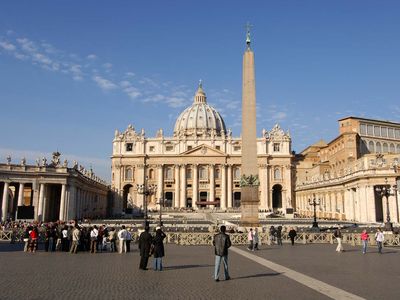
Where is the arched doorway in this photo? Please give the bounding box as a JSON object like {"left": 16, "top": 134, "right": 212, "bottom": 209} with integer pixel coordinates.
{"left": 272, "top": 184, "right": 282, "bottom": 211}
{"left": 123, "top": 184, "right": 133, "bottom": 212}
{"left": 233, "top": 192, "right": 241, "bottom": 207}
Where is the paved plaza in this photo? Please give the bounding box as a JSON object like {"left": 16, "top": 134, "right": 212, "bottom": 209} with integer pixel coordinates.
{"left": 0, "top": 241, "right": 399, "bottom": 300}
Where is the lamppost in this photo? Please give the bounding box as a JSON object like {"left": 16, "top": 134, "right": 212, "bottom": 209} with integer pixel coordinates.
{"left": 308, "top": 194, "right": 320, "bottom": 229}
{"left": 136, "top": 176, "right": 157, "bottom": 227}
{"left": 375, "top": 178, "right": 396, "bottom": 232}
{"left": 157, "top": 198, "right": 165, "bottom": 227}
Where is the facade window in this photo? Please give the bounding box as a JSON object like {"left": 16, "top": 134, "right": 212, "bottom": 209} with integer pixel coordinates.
{"left": 389, "top": 143, "right": 395, "bottom": 153}
{"left": 368, "top": 141, "right": 375, "bottom": 153}
{"left": 388, "top": 128, "right": 394, "bottom": 138}
{"left": 233, "top": 146, "right": 241, "bottom": 151}
{"left": 148, "top": 169, "right": 154, "bottom": 179}
{"left": 374, "top": 126, "right": 380, "bottom": 137}
{"left": 396, "top": 129, "right": 400, "bottom": 139}
{"left": 397, "top": 144, "right": 400, "bottom": 154}
{"left": 166, "top": 145, "right": 174, "bottom": 151}
{"left": 382, "top": 143, "right": 388, "bottom": 153}
{"left": 274, "top": 168, "right": 281, "bottom": 180}
{"left": 165, "top": 167, "right": 173, "bottom": 180}
{"left": 381, "top": 127, "right": 388, "bottom": 137}
{"left": 273, "top": 143, "right": 280, "bottom": 152}
{"left": 367, "top": 125, "right": 373, "bottom": 135}
{"left": 187, "top": 145, "right": 192, "bottom": 150}
{"left": 149, "top": 146, "right": 155, "bottom": 152}
{"left": 360, "top": 124, "right": 366, "bottom": 135}
{"left": 125, "top": 168, "right": 133, "bottom": 180}
{"left": 233, "top": 167, "right": 241, "bottom": 180}
{"left": 186, "top": 168, "right": 192, "bottom": 179}
{"left": 216, "top": 145, "right": 221, "bottom": 150}
{"left": 215, "top": 168, "right": 221, "bottom": 179}
{"left": 126, "top": 143, "right": 133, "bottom": 152}
{"left": 199, "top": 166, "right": 207, "bottom": 179}
{"left": 376, "top": 142, "right": 382, "bottom": 153}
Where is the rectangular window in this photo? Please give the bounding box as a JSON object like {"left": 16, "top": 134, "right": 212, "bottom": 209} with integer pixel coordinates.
{"left": 367, "top": 125, "right": 373, "bottom": 135}
{"left": 359, "top": 123, "right": 366, "bottom": 135}
{"left": 125, "top": 143, "right": 133, "bottom": 152}
{"left": 166, "top": 145, "right": 174, "bottom": 151}
{"left": 381, "top": 127, "right": 388, "bottom": 137}
{"left": 273, "top": 143, "right": 280, "bottom": 152}
{"left": 216, "top": 146, "right": 221, "bottom": 150}
{"left": 395, "top": 129, "right": 400, "bottom": 139}
{"left": 187, "top": 145, "right": 192, "bottom": 150}
{"left": 374, "top": 126, "right": 380, "bottom": 137}
{"left": 149, "top": 146, "right": 155, "bottom": 152}
{"left": 233, "top": 146, "right": 241, "bottom": 151}
{"left": 388, "top": 128, "right": 394, "bottom": 138}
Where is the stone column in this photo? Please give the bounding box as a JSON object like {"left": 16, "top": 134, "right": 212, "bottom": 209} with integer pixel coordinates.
{"left": 180, "top": 165, "right": 186, "bottom": 208}
{"left": 1, "top": 182, "right": 10, "bottom": 221}
{"left": 59, "top": 184, "right": 67, "bottom": 221}
{"left": 221, "top": 164, "right": 227, "bottom": 209}
{"left": 17, "top": 183, "right": 25, "bottom": 206}
{"left": 37, "top": 183, "right": 45, "bottom": 222}
{"left": 157, "top": 165, "right": 163, "bottom": 202}
{"left": 193, "top": 164, "right": 198, "bottom": 209}
{"left": 174, "top": 165, "right": 180, "bottom": 208}
{"left": 227, "top": 165, "right": 232, "bottom": 208}
{"left": 209, "top": 165, "right": 215, "bottom": 208}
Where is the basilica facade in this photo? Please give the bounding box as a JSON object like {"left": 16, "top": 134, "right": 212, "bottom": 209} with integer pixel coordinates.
{"left": 111, "top": 84, "right": 293, "bottom": 214}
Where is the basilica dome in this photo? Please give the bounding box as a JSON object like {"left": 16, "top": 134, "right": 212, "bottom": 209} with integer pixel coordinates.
{"left": 174, "top": 83, "right": 226, "bottom": 138}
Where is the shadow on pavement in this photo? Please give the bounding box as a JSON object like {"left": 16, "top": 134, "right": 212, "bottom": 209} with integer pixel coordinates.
{"left": 233, "top": 272, "right": 281, "bottom": 280}
{"left": 164, "top": 264, "right": 212, "bottom": 270}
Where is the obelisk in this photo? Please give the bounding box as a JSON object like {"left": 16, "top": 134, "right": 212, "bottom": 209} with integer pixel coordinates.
{"left": 240, "top": 24, "right": 259, "bottom": 227}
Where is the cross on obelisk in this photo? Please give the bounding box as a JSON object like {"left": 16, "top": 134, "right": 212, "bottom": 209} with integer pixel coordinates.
{"left": 240, "top": 23, "right": 259, "bottom": 227}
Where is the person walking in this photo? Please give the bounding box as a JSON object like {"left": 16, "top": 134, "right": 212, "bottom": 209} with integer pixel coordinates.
{"left": 118, "top": 225, "right": 127, "bottom": 253}
{"left": 276, "top": 226, "right": 283, "bottom": 246}
{"left": 23, "top": 226, "right": 30, "bottom": 252}
{"left": 247, "top": 228, "right": 254, "bottom": 251}
{"left": 269, "top": 226, "right": 276, "bottom": 245}
{"left": 361, "top": 229, "right": 369, "bottom": 254}
{"left": 70, "top": 225, "right": 81, "bottom": 254}
{"left": 90, "top": 226, "right": 98, "bottom": 253}
{"left": 213, "top": 225, "right": 231, "bottom": 282}
{"left": 334, "top": 227, "right": 343, "bottom": 252}
{"left": 138, "top": 226, "right": 153, "bottom": 270}
{"left": 152, "top": 227, "right": 167, "bottom": 271}
{"left": 29, "top": 226, "right": 39, "bottom": 253}
{"left": 253, "top": 228, "right": 259, "bottom": 250}
{"left": 375, "top": 228, "right": 384, "bottom": 254}
{"left": 288, "top": 227, "right": 297, "bottom": 246}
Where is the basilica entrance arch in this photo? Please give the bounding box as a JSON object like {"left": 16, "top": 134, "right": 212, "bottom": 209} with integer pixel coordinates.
{"left": 272, "top": 184, "right": 282, "bottom": 211}
{"left": 123, "top": 184, "right": 133, "bottom": 212}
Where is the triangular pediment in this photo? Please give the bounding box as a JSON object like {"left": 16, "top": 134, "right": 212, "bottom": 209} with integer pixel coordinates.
{"left": 181, "top": 144, "right": 226, "bottom": 156}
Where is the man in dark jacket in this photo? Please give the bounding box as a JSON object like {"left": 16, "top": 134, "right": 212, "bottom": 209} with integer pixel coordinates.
{"left": 212, "top": 225, "right": 231, "bottom": 281}
{"left": 138, "top": 226, "right": 153, "bottom": 270}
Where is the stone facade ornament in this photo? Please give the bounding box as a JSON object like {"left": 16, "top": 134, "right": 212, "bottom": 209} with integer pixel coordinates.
{"left": 6, "top": 155, "right": 11, "bottom": 165}
{"left": 63, "top": 159, "right": 68, "bottom": 167}
{"left": 41, "top": 157, "right": 47, "bottom": 167}
{"left": 73, "top": 160, "right": 78, "bottom": 169}
{"left": 51, "top": 151, "right": 61, "bottom": 166}
{"left": 20, "top": 157, "right": 26, "bottom": 166}
{"left": 35, "top": 158, "right": 40, "bottom": 167}
{"left": 240, "top": 174, "right": 260, "bottom": 187}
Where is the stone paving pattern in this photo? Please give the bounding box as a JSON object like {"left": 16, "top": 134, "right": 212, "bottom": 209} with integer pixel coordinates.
{"left": 0, "top": 241, "right": 399, "bottom": 300}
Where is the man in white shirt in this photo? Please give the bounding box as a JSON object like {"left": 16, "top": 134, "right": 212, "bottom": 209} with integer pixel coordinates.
{"left": 375, "top": 228, "right": 385, "bottom": 254}
{"left": 118, "top": 225, "right": 127, "bottom": 253}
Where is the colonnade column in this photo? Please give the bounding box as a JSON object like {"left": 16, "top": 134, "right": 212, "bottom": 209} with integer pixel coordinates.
{"left": 174, "top": 165, "right": 180, "bottom": 208}
{"left": 59, "top": 184, "right": 66, "bottom": 221}
{"left": 227, "top": 165, "right": 232, "bottom": 208}
{"left": 157, "top": 165, "right": 163, "bottom": 203}
{"left": 17, "top": 183, "right": 25, "bottom": 206}
{"left": 221, "top": 164, "right": 226, "bottom": 209}
{"left": 209, "top": 165, "right": 215, "bottom": 208}
{"left": 180, "top": 165, "right": 186, "bottom": 208}
{"left": 193, "top": 164, "right": 198, "bottom": 209}
{"left": 67, "top": 185, "right": 77, "bottom": 221}
{"left": 37, "top": 183, "right": 45, "bottom": 222}
{"left": 1, "top": 182, "right": 10, "bottom": 221}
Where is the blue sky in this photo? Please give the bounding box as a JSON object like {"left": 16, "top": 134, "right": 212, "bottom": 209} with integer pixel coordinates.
{"left": 1, "top": 1, "right": 400, "bottom": 180}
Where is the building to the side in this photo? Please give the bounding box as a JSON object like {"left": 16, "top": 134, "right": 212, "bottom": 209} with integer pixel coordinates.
{"left": 295, "top": 117, "right": 400, "bottom": 223}
{"left": 0, "top": 152, "right": 110, "bottom": 222}
{"left": 111, "top": 84, "right": 293, "bottom": 214}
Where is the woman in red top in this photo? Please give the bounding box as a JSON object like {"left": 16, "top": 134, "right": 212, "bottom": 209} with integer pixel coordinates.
{"left": 29, "top": 226, "right": 39, "bottom": 253}
{"left": 361, "top": 229, "right": 369, "bottom": 254}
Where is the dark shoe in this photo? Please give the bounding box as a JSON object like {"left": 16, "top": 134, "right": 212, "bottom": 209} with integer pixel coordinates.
{"left": 225, "top": 277, "right": 231, "bottom": 280}
{"left": 215, "top": 279, "right": 219, "bottom": 282}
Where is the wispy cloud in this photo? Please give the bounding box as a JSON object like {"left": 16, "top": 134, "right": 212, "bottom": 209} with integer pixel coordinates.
{"left": 93, "top": 75, "right": 118, "bottom": 90}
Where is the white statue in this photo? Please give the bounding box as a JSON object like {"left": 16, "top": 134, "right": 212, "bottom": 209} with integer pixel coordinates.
{"left": 20, "top": 157, "right": 26, "bottom": 166}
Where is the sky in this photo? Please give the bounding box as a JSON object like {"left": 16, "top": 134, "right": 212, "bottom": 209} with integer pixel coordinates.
{"left": 1, "top": 1, "right": 400, "bottom": 181}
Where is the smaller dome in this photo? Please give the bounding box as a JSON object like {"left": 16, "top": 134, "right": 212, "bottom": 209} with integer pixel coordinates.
{"left": 174, "top": 83, "right": 226, "bottom": 138}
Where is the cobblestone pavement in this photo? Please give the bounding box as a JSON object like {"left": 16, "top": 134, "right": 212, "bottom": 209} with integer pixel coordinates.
{"left": 0, "top": 242, "right": 398, "bottom": 300}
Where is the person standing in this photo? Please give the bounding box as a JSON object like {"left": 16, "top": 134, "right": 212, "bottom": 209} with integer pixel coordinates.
{"left": 90, "top": 226, "right": 98, "bottom": 253}
{"left": 288, "top": 227, "right": 297, "bottom": 246}
{"left": 247, "top": 228, "right": 254, "bottom": 251}
{"left": 70, "top": 225, "right": 81, "bottom": 254}
{"left": 108, "top": 227, "right": 117, "bottom": 252}
{"left": 276, "top": 226, "right": 283, "bottom": 246}
{"left": 361, "top": 229, "right": 369, "bottom": 254}
{"left": 126, "top": 229, "right": 132, "bottom": 253}
{"left": 253, "top": 228, "right": 259, "bottom": 250}
{"left": 334, "top": 227, "right": 343, "bottom": 252}
{"left": 23, "top": 226, "right": 30, "bottom": 252}
{"left": 29, "top": 226, "right": 39, "bottom": 253}
{"left": 138, "top": 226, "right": 153, "bottom": 270}
{"left": 269, "top": 226, "right": 276, "bottom": 245}
{"left": 152, "top": 227, "right": 167, "bottom": 271}
{"left": 375, "top": 228, "right": 384, "bottom": 254}
{"left": 213, "top": 225, "right": 231, "bottom": 282}
{"left": 118, "top": 225, "right": 127, "bottom": 254}
{"left": 61, "top": 225, "right": 69, "bottom": 252}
